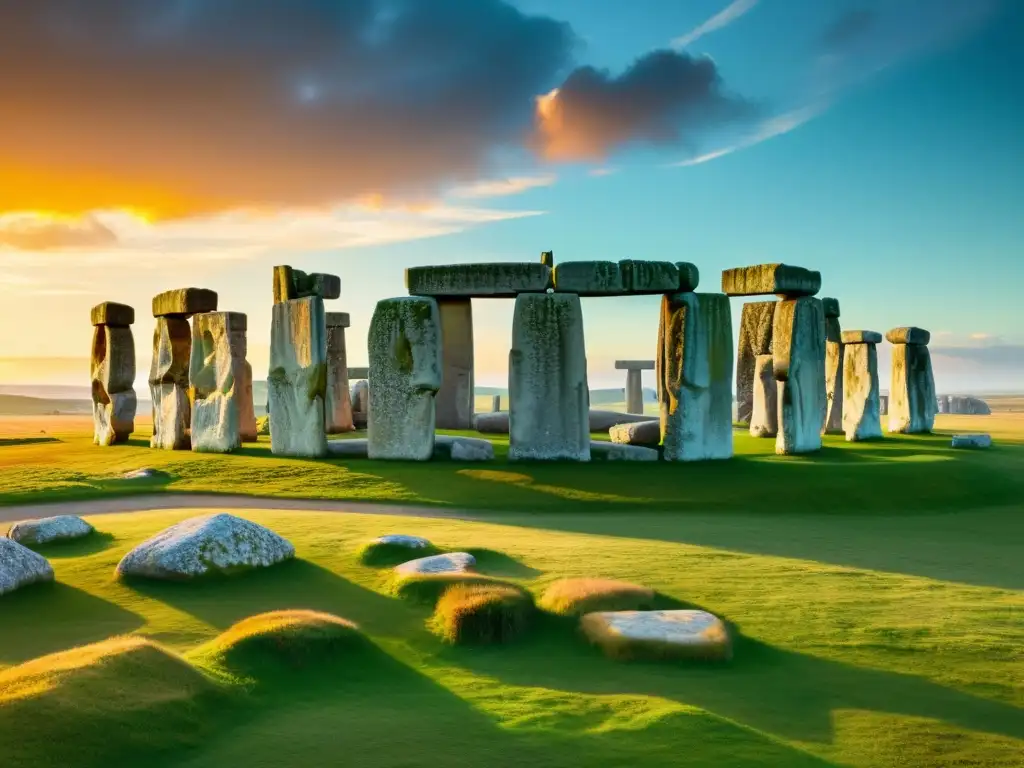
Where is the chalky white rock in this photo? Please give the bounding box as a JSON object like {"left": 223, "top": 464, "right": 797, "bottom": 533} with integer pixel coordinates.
{"left": 0, "top": 538, "right": 54, "bottom": 596}
{"left": 394, "top": 552, "right": 475, "bottom": 577}
{"left": 7, "top": 515, "right": 94, "bottom": 546}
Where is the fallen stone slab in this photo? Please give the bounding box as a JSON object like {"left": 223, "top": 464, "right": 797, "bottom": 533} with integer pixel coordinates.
{"left": 90, "top": 301, "right": 135, "bottom": 327}
{"left": 116, "top": 513, "right": 295, "bottom": 580}
{"left": 842, "top": 330, "right": 882, "bottom": 345}
{"left": 588, "top": 410, "right": 656, "bottom": 432}
{"left": 474, "top": 411, "right": 509, "bottom": 433}
{"left": 435, "top": 435, "right": 495, "bottom": 461}
{"left": 581, "top": 609, "right": 732, "bottom": 661}
{"left": 886, "top": 327, "right": 931, "bottom": 345}
{"left": 822, "top": 297, "right": 840, "bottom": 318}
{"left": 7, "top": 515, "right": 94, "bottom": 546}
{"left": 394, "top": 552, "right": 475, "bottom": 577}
{"left": 326, "top": 438, "right": 370, "bottom": 458}
{"left": 272, "top": 265, "right": 341, "bottom": 302}
{"left": 406, "top": 262, "right": 552, "bottom": 298}
{"left": 721, "top": 263, "right": 821, "bottom": 298}
{"left": 0, "top": 538, "right": 54, "bottom": 596}
{"left": 951, "top": 433, "right": 992, "bottom": 449}
{"left": 609, "top": 419, "right": 660, "bottom": 446}
{"left": 152, "top": 288, "right": 218, "bottom": 318}
{"left": 590, "top": 441, "right": 659, "bottom": 461}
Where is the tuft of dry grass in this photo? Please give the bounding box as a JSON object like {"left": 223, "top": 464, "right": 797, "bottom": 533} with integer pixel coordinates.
{"left": 580, "top": 610, "right": 732, "bottom": 663}
{"left": 388, "top": 571, "right": 511, "bottom": 605}
{"left": 538, "top": 577, "right": 656, "bottom": 617}
{"left": 431, "top": 583, "right": 534, "bottom": 645}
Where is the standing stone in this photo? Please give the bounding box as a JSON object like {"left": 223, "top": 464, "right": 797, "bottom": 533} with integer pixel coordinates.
{"left": 232, "top": 324, "right": 258, "bottom": 442}
{"left": 325, "top": 312, "right": 355, "bottom": 434}
{"left": 842, "top": 331, "right": 883, "bottom": 442}
{"left": 90, "top": 302, "right": 136, "bottom": 446}
{"left": 823, "top": 313, "right": 844, "bottom": 435}
{"left": 272, "top": 265, "right": 341, "bottom": 304}
{"left": 435, "top": 298, "right": 475, "bottom": 430}
{"left": 879, "top": 394, "right": 889, "bottom": 416}
{"left": 615, "top": 360, "right": 655, "bottom": 415}
{"left": 887, "top": 327, "right": 937, "bottom": 434}
{"left": 658, "top": 292, "right": 734, "bottom": 462}
{"left": 508, "top": 293, "right": 590, "bottom": 461}
{"left": 773, "top": 298, "right": 826, "bottom": 455}
{"left": 367, "top": 297, "right": 443, "bottom": 460}
{"left": 734, "top": 301, "right": 776, "bottom": 425}
{"left": 189, "top": 312, "right": 248, "bottom": 453}
{"left": 351, "top": 379, "right": 369, "bottom": 429}
{"left": 491, "top": 395, "right": 501, "bottom": 412}
{"left": 268, "top": 296, "right": 328, "bottom": 457}
{"left": 750, "top": 355, "right": 777, "bottom": 438}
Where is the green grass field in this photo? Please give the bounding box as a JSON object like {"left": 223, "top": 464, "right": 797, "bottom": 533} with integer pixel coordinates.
{"left": 1, "top": 414, "right": 1022, "bottom": 767}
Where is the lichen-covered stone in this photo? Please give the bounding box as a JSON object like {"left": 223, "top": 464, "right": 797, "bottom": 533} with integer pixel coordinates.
{"left": 350, "top": 379, "right": 368, "bottom": 414}
{"left": 658, "top": 292, "right": 734, "bottom": 462}
{"left": 619, "top": 260, "right": 679, "bottom": 293}
{"left": 750, "top": 355, "right": 777, "bottom": 438}
{"left": 116, "top": 514, "right": 294, "bottom": 580}
{"left": 540, "top": 251, "right": 555, "bottom": 268}
{"left": 676, "top": 262, "right": 700, "bottom": 292}
{"left": 91, "top": 324, "right": 136, "bottom": 446}
{"left": 734, "top": 300, "right": 776, "bottom": 425}
{"left": 722, "top": 264, "right": 821, "bottom": 298}
{"left": 888, "top": 342, "right": 937, "bottom": 434}
{"left": 842, "top": 330, "right": 883, "bottom": 344}
{"left": 149, "top": 316, "right": 191, "bottom": 450}
{"left": 843, "top": 338, "right": 883, "bottom": 442}
{"left": 93, "top": 391, "right": 137, "bottom": 448}
{"left": 822, "top": 297, "right": 840, "bottom": 319}
{"left": 823, "top": 336, "right": 844, "bottom": 435}
{"left": 90, "top": 301, "right": 134, "bottom": 327}
{"left": 348, "top": 366, "right": 369, "bottom": 380}
{"left": 272, "top": 265, "right": 341, "bottom": 303}
{"left": 368, "top": 297, "right": 442, "bottom": 461}
{"left": 552, "top": 261, "right": 623, "bottom": 295}
{"left": 951, "top": 433, "right": 992, "bottom": 449}
{"left": 7, "top": 515, "right": 94, "bottom": 546}
{"left": 435, "top": 298, "right": 475, "bottom": 430}
{"left": 0, "top": 538, "right": 54, "bottom": 596}
{"left": 589, "top": 410, "right": 654, "bottom": 432}
{"left": 268, "top": 296, "right": 328, "bottom": 458}
{"left": 773, "top": 298, "right": 826, "bottom": 454}
{"left": 394, "top": 552, "right": 475, "bottom": 577}
{"left": 373, "top": 534, "right": 432, "bottom": 549}
{"left": 152, "top": 288, "right": 218, "bottom": 318}
{"left": 508, "top": 293, "right": 590, "bottom": 461}
{"left": 325, "top": 314, "right": 355, "bottom": 434}
{"left": 609, "top": 419, "right": 661, "bottom": 446}
{"left": 406, "top": 263, "right": 552, "bottom": 298}
{"left": 886, "top": 327, "right": 931, "bottom": 346}
{"left": 880, "top": 394, "right": 889, "bottom": 416}
{"left": 189, "top": 312, "right": 248, "bottom": 453}
{"left": 590, "top": 441, "right": 659, "bottom": 461}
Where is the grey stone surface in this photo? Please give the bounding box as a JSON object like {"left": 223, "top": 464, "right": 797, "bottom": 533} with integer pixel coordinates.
{"left": 938, "top": 395, "right": 991, "bottom": 415}
{"left": 149, "top": 316, "right": 191, "bottom": 450}
{"left": 435, "top": 298, "right": 475, "bottom": 430}
{"left": 843, "top": 339, "right": 883, "bottom": 442}
{"left": 394, "top": 552, "right": 475, "bottom": 577}
{"left": 951, "top": 433, "right": 993, "bottom": 449}
{"left": 7, "top": 515, "right": 94, "bottom": 546}
{"left": 658, "top": 292, "right": 734, "bottom": 462}
{"left": 474, "top": 411, "right": 509, "bottom": 433}
{"left": 90, "top": 301, "right": 134, "bottom": 327}
{"left": 588, "top": 410, "right": 654, "bottom": 432}
{"left": 734, "top": 300, "right": 776, "bottom": 425}
{"left": 842, "top": 330, "right": 883, "bottom": 345}
{"left": 348, "top": 367, "right": 369, "bottom": 380}
{"left": 438, "top": 434, "right": 495, "bottom": 462}
{"left": 609, "top": 419, "right": 661, "bottom": 446}
{"left": 368, "top": 296, "right": 442, "bottom": 461}
{"left": 491, "top": 394, "right": 501, "bottom": 412}
{"left": 750, "top": 355, "right": 778, "bottom": 438}
{"left": 773, "top": 297, "right": 826, "bottom": 454}
{"left": 676, "top": 262, "right": 700, "bottom": 292}
{"left": 880, "top": 394, "right": 889, "bottom": 416}
{"left": 886, "top": 327, "right": 931, "bottom": 346}
{"left": 616, "top": 360, "right": 655, "bottom": 415}
{"left": 325, "top": 315, "right": 355, "bottom": 434}
{"left": 234, "top": 328, "right": 258, "bottom": 442}
{"left": 618, "top": 260, "right": 679, "bottom": 293}
{"left": 0, "top": 538, "right": 54, "bottom": 596}
{"left": 326, "top": 438, "right": 369, "bottom": 458}
{"left": 888, "top": 342, "right": 937, "bottom": 434}
{"left": 583, "top": 609, "right": 731, "bottom": 659}
{"left": 508, "top": 293, "right": 590, "bottom": 461}
{"left": 824, "top": 336, "right": 844, "bottom": 435}
{"left": 268, "top": 296, "right": 328, "bottom": 457}
{"left": 721, "top": 264, "right": 821, "bottom": 298}
{"left": 552, "top": 261, "right": 624, "bottom": 295}
{"left": 590, "top": 441, "right": 659, "bottom": 461}
{"left": 189, "top": 311, "right": 248, "bottom": 453}
{"left": 372, "top": 534, "right": 432, "bottom": 549}
{"left": 152, "top": 288, "right": 218, "bottom": 318}
{"left": 822, "top": 297, "right": 840, "bottom": 318}
{"left": 614, "top": 360, "right": 656, "bottom": 370}
{"left": 91, "top": 323, "right": 137, "bottom": 446}
{"left": 273, "top": 265, "right": 341, "bottom": 303}
{"left": 406, "top": 263, "right": 552, "bottom": 298}
{"left": 116, "top": 513, "right": 294, "bottom": 580}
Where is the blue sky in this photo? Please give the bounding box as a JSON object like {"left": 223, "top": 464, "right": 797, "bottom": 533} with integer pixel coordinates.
{"left": 0, "top": 0, "right": 1021, "bottom": 392}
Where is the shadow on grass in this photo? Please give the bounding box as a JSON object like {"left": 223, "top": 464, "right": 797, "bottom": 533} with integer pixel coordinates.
{"left": 464, "top": 548, "right": 543, "bottom": 579}
{"left": 0, "top": 437, "right": 61, "bottom": 447}
{"left": 25, "top": 531, "right": 117, "bottom": 559}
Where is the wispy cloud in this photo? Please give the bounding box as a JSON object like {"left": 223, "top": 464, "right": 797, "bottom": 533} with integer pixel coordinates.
{"left": 671, "top": 0, "right": 760, "bottom": 50}
{"left": 0, "top": 213, "right": 118, "bottom": 251}
{"left": 450, "top": 175, "right": 557, "bottom": 199}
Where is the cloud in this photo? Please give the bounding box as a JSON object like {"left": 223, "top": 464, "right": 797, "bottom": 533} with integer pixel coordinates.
{"left": 932, "top": 344, "right": 1024, "bottom": 368}
{"left": 671, "top": 0, "right": 760, "bottom": 50}
{"left": 532, "top": 50, "right": 751, "bottom": 162}
{"left": 0, "top": 213, "right": 118, "bottom": 250}
{"left": 450, "top": 175, "right": 557, "bottom": 199}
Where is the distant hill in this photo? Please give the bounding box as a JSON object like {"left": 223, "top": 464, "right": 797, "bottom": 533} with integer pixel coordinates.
{"left": 0, "top": 394, "right": 92, "bottom": 415}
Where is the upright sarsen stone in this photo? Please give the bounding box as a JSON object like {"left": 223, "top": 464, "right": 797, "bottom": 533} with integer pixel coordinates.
{"left": 773, "top": 298, "right": 826, "bottom": 454}
{"left": 149, "top": 316, "right": 192, "bottom": 450}
{"left": 842, "top": 330, "right": 883, "bottom": 442}
{"left": 750, "top": 354, "right": 777, "bottom": 438}
{"left": 367, "top": 297, "right": 443, "bottom": 460}
{"left": 658, "top": 292, "right": 734, "bottom": 462}
{"left": 231, "top": 323, "right": 258, "bottom": 442}
{"left": 508, "top": 293, "right": 590, "bottom": 461}
{"left": 268, "top": 296, "right": 328, "bottom": 457}
{"left": 90, "top": 302, "right": 136, "bottom": 446}
{"left": 435, "top": 298, "right": 475, "bottom": 430}
{"left": 325, "top": 312, "right": 355, "bottom": 434}
{"left": 823, "top": 313, "right": 844, "bottom": 434}
{"left": 189, "top": 312, "right": 248, "bottom": 453}
{"left": 734, "top": 301, "right": 776, "bottom": 425}
{"left": 887, "top": 327, "right": 936, "bottom": 434}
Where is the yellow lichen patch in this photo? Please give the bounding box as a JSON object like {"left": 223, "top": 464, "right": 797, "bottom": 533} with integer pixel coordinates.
{"left": 539, "top": 577, "right": 656, "bottom": 617}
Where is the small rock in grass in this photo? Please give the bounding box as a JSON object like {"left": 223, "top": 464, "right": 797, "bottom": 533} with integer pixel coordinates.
{"left": 116, "top": 513, "right": 294, "bottom": 580}
{"left": 374, "top": 534, "right": 432, "bottom": 549}
{"left": 123, "top": 468, "right": 167, "bottom": 480}
{"left": 394, "top": 552, "right": 475, "bottom": 577}
{"left": 435, "top": 435, "right": 494, "bottom": 461}
{"left": 0, "top": 538, "right": 54, "bottom": 596}
{"left": 581, "top": 609, "right": 732, "bottom": 661}
{"left": 951, "top": 433, "right": 992, "bottom": 449}
{"left": 608, "top": 420, "right": 660, "bottom": 446}
{"left": 590, "top": 441, "right": 659, "bottom": 461}
{"left": 7, "top": 515, "right": 94, "bottom": 546}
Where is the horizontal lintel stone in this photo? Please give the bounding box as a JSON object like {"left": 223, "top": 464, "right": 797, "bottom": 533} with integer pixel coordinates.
{"left": 326, "top": 312, "right": 351, "bottom": 328}
{"left": 90, "top": 302, "right": 134, "bottom": 327}
{"left": 553, "top": 260, "right": 688, "bottom": 296}
{"left": 676, "top": 262, "right": 700, "bottom": 292}
{"left": 406, "top": 262, "right": 552, "bottom": 298}
{"left": 841, "top": 330, "right": 882, "bottom": 345}
{"left": 152, "top": 288, "right": 218, "bottom": 318}
{"left": 721, "top": 263, "right": 821, "bottom": 298}
{"left": 886, "top": 327, "right": 931, "bottom": 345}
{"left": 615, "top": 360, "right": 656, "bottom": 370}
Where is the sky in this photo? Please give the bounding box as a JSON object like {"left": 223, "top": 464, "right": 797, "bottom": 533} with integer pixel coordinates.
{"left": 0, "top": 0, "right": 1022, "bottom": 394}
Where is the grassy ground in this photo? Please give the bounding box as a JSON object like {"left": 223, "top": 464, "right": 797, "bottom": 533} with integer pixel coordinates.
{"left": 0, "top": 415, "right": 1022, "bottom": 766}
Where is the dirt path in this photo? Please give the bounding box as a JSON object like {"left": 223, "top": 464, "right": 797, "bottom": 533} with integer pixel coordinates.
{"left": 0, "top": 493, "right": 479, "bottom": 525}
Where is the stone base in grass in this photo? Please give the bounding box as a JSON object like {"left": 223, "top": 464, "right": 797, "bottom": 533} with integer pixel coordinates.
{"left": 7, "top": 515, "right": 94, "bottom": 546}
{"left": 581, "top": 609, "right": 731, "bottom": 661}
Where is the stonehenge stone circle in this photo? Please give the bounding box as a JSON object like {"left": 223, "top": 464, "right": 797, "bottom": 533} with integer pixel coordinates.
{"left": 887, "top": 327, "right": 937, "bottom": 434}
{"left": 657, "top": 292, "right": 734, "bottom": 462}
{"left": 189, "top": 311, "right": 250, "bottom": 453}
{"left": 841, "top": 330, "right": 883, "bottom": 442}
{"left": 325, "top": 312, "right": 355, "bottom": 434}
{"left": 823, "top": 298, "right": 843, "bottom": 435}
{"left": 367, "top": 296, "right": 443, "bottom": 461}
{"left": 90, "top": 301, "right": 136, "bottom": 446}
{"left": 435, "top": 298, "right": 475, "bottom": 430}
{"left": 616, "top": 359, "right": 655, "bottom": 414}
{"left": 773, "top": 297, "right": 826, "bottom": 454}
{"left": 937, "top": 395, "right": 991, "bottom": 415}
{"left": 508, "top": 293, "right": 590, "bottom": 461}
{"left": 721, "top": 263, "right": 822, "bottom": 298}
{"left": 750, "top": 354, "right": 778, "bottom": 438}
{"left": 734, "top": 300, "right": 776, "bottom": 425}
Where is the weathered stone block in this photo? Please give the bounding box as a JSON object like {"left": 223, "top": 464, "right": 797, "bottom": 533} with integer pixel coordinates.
{"left": 552, "top": 261, "right": 624, "bottom": 295}
{"left": 609, "top": 419, "right": 661, "bottom": 446}
{"left": 618, "top": 260, "right": 679, "bottom": 293}
{"left": 614, "top": 360, "right": 656, "bottom": 370}
{"left": 676, "top": 262, "right": 700, "bottom": 292}
{"left": 273, "top": 265, "right": 341, "bottom": 303}
{"left": 326, "top": 312, "right": 350, "bottom": 328}
{"left": 842, "top": 330, "right": 883, "bottom": 344}
{"left": 149, "top": 316, "right": 192, "bottom": 450}
{"left": 658, "top": 292, "right": 734, "bottom": 462}
{"left": 825, "top": 316, "right": 842, "bottom": 344}
{"left": 886, "top": 327, "right": 931, "bottom": 346}
{"left": 406, "top": 263, "right": 552, "bottom": 298}
{"left": 152, "top": 288, "right": 218, "bottom": 318}
{"left": 824, "top": 338, "right": 844, "bottom": 435}
{"left": 734, "top": 300, "right": 776, "bottom": 425}
{"left": 90, "top": 301, "right": 134, "bottom": 327}
{"left": 750, "top": 355, "right": 777, "bottom": 438}
{"left": 721, "top": 264, "right": 821, "bottom": 298}
{"left": 590, "top": 441, "right": 659, "bottom": 461}
{"left": 508, "top": 293, "right": 590, "bottom": 461}
{"left": 91, "top": 325, "right": 136, "bottom": 396}
{"left": 435, "top": 298, "right": 475, "bottom": 430}
{"left": 616, "top": 361, "right": 653, "bottom": 415}
{"left": 325, "top": 316, "right": 355, "bottom": 434}
{"left": 348, "top": 366, "right": 369, "bottom": 380}
{"left": 268, "top": 296, "right": 328, "bottom": 458}
{"left": 189, "top": 312, "right": 248, "bottom": 453}
{"left": 540, "top": 251, "right": 555, "bottom": 268}
{"left": 888, "top": 343, "right": 936, "bottom": 434}
{"left": 93, "top": 391, "right": 137, "bottom": 447}
{"left": 773, "top": 298, "right": 826, "bottom": 454}
{"left": 822, "top": 297, "right": 840, "bottom": 318}
{"left": 843, "top": 339, "right": 882, "bottom": 442}
{"left": 150, "top": 382, "right": 191, "bottom": 450}
{"left": 951, "top": 433, "right": 992, "bottom": 449}
{"left": 367, "top": 296, "right": 442, "bottom": 460}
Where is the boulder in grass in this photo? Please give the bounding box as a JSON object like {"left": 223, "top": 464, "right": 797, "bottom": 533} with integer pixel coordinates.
{"left": 375, "top": 534, "right": 432, "bottom": 549}
{"left": 115, "top": 513, "right": 294, "bottom": 580}
{"left": 951, "top": 433, "right": 993, "bottom": 449}
{"left": 7, "top": 515, "right": 94, "bottom": 546}
{"left": 394, "top": 552, "right": 475, "bottom": 577}
{"left": 581, "top": 609, "right": 732, "bottom": 661}
{"left": 0, "top": 538, "right": 54, "bottom": 596}
{"left": 359, "top": 534, "right": 436, "bottom": 566}
{"left": 435, "top": 435, "right": 494, "bottom": 461}
{"left": 608, "top": 419, "right": 660, "bottom": 446}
